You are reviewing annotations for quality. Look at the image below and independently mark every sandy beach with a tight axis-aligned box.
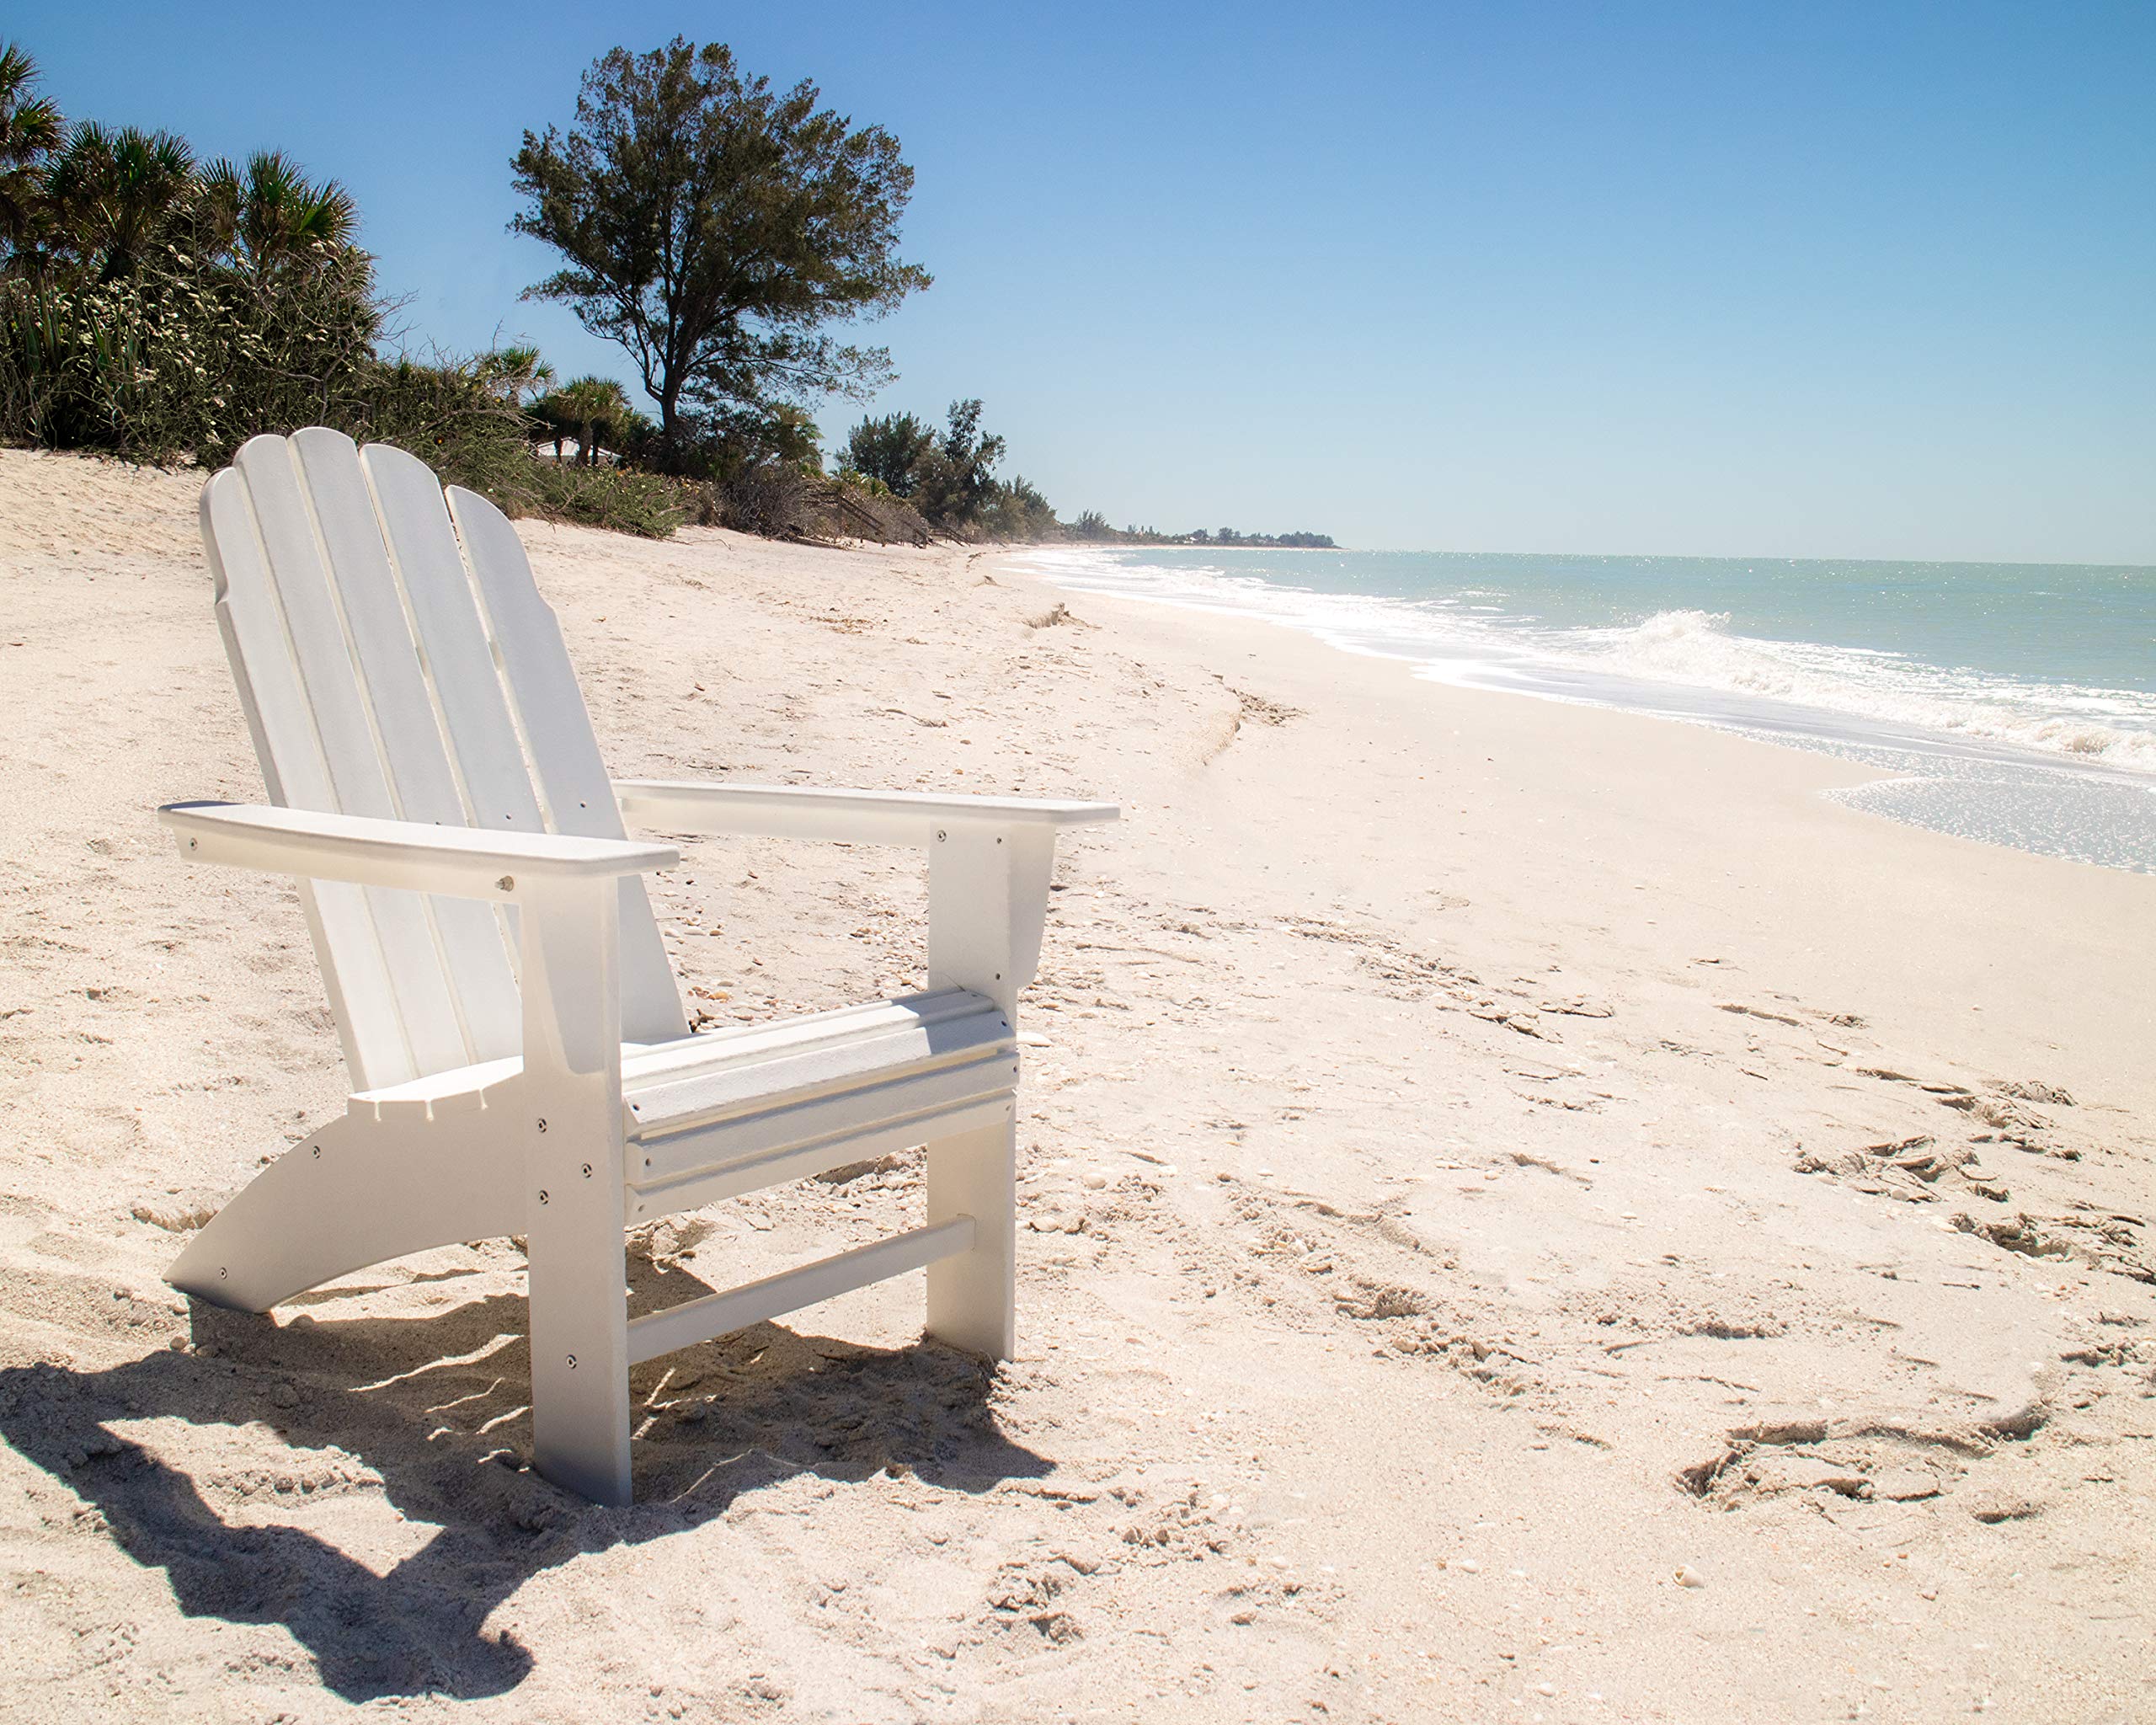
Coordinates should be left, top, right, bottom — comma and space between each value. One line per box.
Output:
2, 445, 2152, 1723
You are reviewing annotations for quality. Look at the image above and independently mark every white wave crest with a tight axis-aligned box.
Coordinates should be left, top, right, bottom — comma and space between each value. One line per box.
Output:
1013, 548, 2156, 779
1575, 609, 2156, 774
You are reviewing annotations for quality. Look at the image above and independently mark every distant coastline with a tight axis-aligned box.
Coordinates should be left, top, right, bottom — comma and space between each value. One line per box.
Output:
1060, 521, 1337, 549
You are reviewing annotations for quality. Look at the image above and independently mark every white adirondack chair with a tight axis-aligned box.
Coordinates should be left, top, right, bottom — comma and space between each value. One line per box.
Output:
158, 428, 1115, 1504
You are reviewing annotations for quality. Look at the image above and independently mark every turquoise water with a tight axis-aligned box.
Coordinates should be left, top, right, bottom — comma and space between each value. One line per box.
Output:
1016, 546, 2156, 873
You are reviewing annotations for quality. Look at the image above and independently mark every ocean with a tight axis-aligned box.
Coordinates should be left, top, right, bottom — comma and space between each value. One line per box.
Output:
1012, 546, 2156, 874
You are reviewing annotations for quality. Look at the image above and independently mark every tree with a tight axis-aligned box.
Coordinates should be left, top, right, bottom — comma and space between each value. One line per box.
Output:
547, 374, 632, 466
510, 39, 931, 468
476, 343, 554, 407
908, 398, 1006, 527
844, 409, 931, 495
938, 398, 1005, 505
759, 401, 823, 470
975, 474, 1059, 541
196, 151, 356, 280
526, 389, 574, 461
0, 42, 61, 256
44, 120, 195, 279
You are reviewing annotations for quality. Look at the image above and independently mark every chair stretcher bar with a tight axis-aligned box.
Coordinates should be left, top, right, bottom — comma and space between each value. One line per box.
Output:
625, 1215, 979, 1367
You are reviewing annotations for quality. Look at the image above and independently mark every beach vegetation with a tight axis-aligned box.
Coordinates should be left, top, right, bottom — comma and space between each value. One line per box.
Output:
542, 374, 633, 467
194, 151, 359, 281
0, 39, 1328, 552
708, 458, 813, 537
724, 399, 824, 474
476, 342, 554, 407
40, 121, 198, 280
0, 236, 382, 459
974, 474, 1060, 541
0, 45, 539, 509
0, 42, 63, 250
844, 409, 933, 496
905, 398, 1006, 528
526, 459, 686, 538
841, 398, 1042, 535
510, 39, 929, 472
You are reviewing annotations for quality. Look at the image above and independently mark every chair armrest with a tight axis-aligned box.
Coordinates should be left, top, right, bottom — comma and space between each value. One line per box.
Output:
611, 780, 1119, 846
157, 801, 678, 901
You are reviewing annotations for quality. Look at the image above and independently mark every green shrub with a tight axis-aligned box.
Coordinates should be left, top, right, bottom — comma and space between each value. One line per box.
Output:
714, 459, 812, 537
526, 460, 686, 538
0, 45, 590, 531
0, 243, 552, 520
0, 240, 382, 461
340, 355, 532, 505
974, 473, 1060, 541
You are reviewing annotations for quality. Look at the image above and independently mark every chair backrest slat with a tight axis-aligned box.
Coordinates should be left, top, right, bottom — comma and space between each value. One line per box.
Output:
200, 430, 686, 1090
447, 483, 686, 1046
204, 467, 414, 1087
230, 435, 473, 1081
362, 446, 547, 830
292, 430, 526, 1068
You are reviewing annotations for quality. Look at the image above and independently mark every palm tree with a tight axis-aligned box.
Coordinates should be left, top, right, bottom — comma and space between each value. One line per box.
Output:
477, 343, 555, 407
195, 150, 355, 278
44, 120, 195, 279
526, 389, 573, 462
0, 41, 60, 259
552, 374, 630, 467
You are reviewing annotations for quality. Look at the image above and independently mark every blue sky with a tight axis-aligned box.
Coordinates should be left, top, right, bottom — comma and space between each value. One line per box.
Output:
23, 3, 2155, 560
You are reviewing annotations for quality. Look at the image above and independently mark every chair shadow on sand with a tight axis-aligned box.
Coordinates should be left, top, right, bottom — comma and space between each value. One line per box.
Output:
0, 1245, 1050, 1702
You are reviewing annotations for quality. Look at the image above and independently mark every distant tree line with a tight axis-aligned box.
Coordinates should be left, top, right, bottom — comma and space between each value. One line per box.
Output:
836, 401, 1333, 545
1190, 526, 1335, 548
1065, 516, 1335, 547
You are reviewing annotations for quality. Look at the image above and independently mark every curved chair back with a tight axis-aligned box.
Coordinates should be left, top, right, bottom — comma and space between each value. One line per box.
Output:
200, 428, 686, 1089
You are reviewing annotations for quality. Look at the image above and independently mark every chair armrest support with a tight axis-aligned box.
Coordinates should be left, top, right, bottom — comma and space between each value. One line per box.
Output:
611, 779, 1118, 847
614, 777, 1117, 1015
157, 801, 678, 901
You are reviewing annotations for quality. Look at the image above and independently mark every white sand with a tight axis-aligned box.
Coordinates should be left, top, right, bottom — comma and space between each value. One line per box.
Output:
1, 446, 2151, 1722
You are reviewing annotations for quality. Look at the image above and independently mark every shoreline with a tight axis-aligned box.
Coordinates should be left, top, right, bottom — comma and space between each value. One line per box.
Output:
979, 545, 2153, 1113
1009, 540, 2156, 875
2, 448, 2152, 1721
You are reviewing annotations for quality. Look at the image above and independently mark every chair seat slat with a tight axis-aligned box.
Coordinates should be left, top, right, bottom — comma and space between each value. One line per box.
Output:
627, 1006, 1013, 1138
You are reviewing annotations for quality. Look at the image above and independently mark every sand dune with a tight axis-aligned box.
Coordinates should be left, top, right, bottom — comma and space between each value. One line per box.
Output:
0, 446, 2151, 1722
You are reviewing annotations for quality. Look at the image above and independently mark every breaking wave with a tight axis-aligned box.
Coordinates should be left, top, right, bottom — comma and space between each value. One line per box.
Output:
1572, 608, 2156, 775
1017, 547, 2156, 781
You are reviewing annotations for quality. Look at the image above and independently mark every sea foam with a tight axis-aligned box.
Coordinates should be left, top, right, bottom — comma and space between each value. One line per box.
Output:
1575, 607, 2156, 776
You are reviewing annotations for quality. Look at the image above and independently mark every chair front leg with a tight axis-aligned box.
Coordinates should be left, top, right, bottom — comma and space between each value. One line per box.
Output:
925, 825, 1051, 1361
519, 876, 633, 1505
926, 1112, 1017, 1359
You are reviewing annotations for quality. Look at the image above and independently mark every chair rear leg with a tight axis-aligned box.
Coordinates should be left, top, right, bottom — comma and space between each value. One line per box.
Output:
167, 1114, 521, 1311
925, 1110, 1017, 1359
